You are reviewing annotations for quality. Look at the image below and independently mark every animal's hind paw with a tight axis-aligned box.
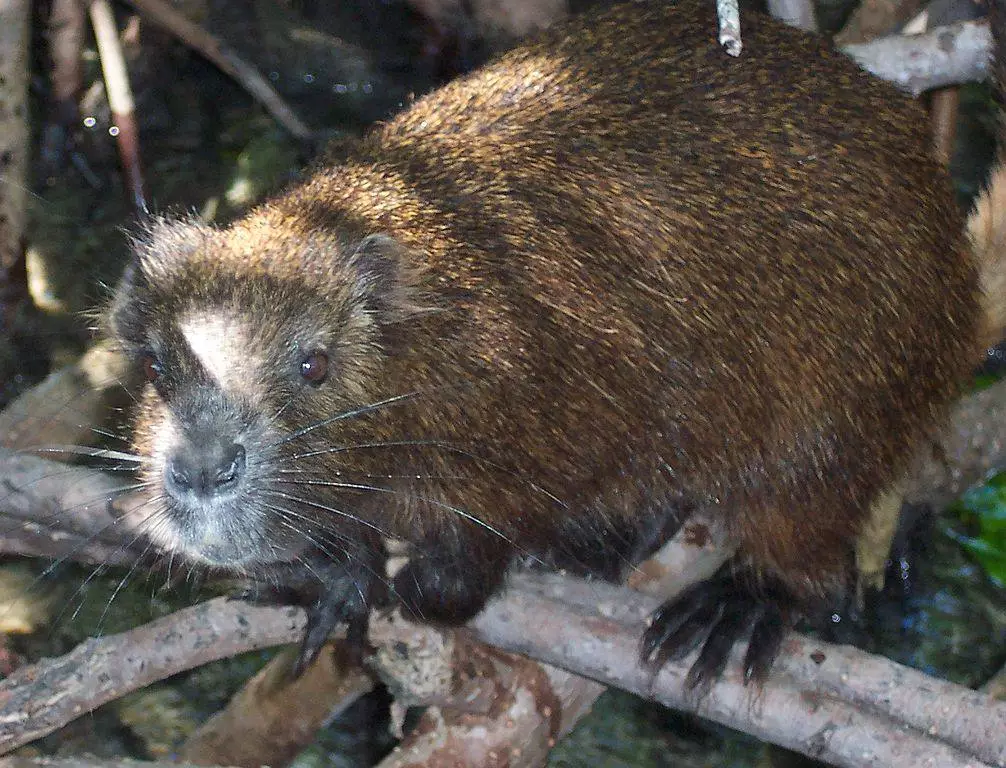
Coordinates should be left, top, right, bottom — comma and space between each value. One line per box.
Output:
640, 569, 791, 689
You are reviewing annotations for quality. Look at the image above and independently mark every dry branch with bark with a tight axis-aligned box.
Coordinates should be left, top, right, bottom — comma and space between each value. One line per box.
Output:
0, 0, 30, 272
0, 578, 1002, 767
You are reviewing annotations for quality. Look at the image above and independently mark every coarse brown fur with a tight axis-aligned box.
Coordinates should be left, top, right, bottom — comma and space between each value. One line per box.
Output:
110, 0, 985, 679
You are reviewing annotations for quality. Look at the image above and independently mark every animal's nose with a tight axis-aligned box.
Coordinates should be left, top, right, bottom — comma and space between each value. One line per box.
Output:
165, 441, 246, 499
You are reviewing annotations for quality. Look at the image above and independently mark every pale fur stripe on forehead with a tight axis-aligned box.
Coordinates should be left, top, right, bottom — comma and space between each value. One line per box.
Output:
178, 307, 254, 392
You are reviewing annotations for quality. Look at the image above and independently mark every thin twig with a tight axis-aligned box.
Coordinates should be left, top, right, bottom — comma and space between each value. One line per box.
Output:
88, 0, 146, 213
118, 0, 312, 140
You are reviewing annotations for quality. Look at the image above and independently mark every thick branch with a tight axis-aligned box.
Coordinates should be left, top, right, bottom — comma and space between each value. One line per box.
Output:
1, 581, 1003, 767
471, 573, 1006, 768
0, 599, 306, 754
0, 448, 141, 566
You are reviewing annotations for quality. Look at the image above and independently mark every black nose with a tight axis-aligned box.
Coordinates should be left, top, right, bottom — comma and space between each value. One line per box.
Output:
165, 441, 246, 499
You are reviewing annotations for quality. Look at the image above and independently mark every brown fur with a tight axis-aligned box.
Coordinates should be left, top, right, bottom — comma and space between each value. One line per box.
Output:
112, 0, 982, 663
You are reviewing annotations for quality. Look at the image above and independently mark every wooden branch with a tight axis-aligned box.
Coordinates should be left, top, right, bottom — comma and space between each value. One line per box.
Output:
716, 0, 742, 56
180, 643, 375, 768
931, 85, 961, 165
841, 20, 992, 96
368, 607, 604, 768
88, 0, 146, 213
0, 341, 139, 452
0, 598, 306, 754
0, 448, 141, 566
1, 580, 1003, 767
374, 615, 604, 767
473, 574, 1006, 768
904, 379, 1006, 508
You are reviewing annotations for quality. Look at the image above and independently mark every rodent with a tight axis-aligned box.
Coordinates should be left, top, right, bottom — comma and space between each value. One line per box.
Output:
108, 0, 999, 684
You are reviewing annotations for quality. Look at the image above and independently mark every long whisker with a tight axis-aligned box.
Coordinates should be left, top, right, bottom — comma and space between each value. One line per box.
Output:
257, 488, 392, 538
270, 392, 299, 424
23, 445, 147, 464
276, 468, 470, 481
266, 391, 424, 449
283, 438, 463, 462
275, 439, 567, 509
60, 503, 165, 625
93, 537, 159, 635
89, 426, 134, 445
263, 504, 396, 598
0, 483, 157, 588
268, 476, 515, 543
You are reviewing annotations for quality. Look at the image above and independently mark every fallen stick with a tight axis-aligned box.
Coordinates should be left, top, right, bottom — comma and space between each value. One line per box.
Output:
0, 577, 1003, 767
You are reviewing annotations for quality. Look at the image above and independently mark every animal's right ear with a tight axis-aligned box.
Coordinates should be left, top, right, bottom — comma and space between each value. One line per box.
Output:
128, 215, 213, 281
108, 216, 212, 345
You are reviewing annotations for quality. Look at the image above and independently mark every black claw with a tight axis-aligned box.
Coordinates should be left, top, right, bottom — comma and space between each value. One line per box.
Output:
642, 582, 724, 663
642, 566, 799, 686
742, 604, 787, 685
686, 601, 757, 690
228, 544, 383, 679
294, 618, 330, 676
292, 572, 372, 677
650, 598, 724, 668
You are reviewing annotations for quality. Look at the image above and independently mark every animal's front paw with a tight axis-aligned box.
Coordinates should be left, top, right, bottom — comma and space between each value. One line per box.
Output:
640, 568, 793, 689
233, 552, 384, 677
296, 568, 374, 676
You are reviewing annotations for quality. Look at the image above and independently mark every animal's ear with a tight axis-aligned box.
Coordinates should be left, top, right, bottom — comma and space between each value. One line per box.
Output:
107, 257, 151, 348
348, 233, 429, 324
129, 216, 213, 279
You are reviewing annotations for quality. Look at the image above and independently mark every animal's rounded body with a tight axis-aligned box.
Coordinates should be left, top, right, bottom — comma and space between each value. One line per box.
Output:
111, 0, 981, 678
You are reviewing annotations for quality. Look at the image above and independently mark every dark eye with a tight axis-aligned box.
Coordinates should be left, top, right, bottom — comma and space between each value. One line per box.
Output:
299, 350, 329, 387
141, 352, 163, 384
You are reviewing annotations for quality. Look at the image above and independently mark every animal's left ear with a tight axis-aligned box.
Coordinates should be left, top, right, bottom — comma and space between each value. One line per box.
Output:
107, 257, 150, 348
349, 233, 429, 324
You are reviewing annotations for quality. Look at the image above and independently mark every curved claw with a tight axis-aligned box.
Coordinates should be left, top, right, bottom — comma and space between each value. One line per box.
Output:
742, 603, 787, 684
686, 599, 758, 690
642, 583, 727, 668
641, 568, 796, 688
294, 570, 375, 677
